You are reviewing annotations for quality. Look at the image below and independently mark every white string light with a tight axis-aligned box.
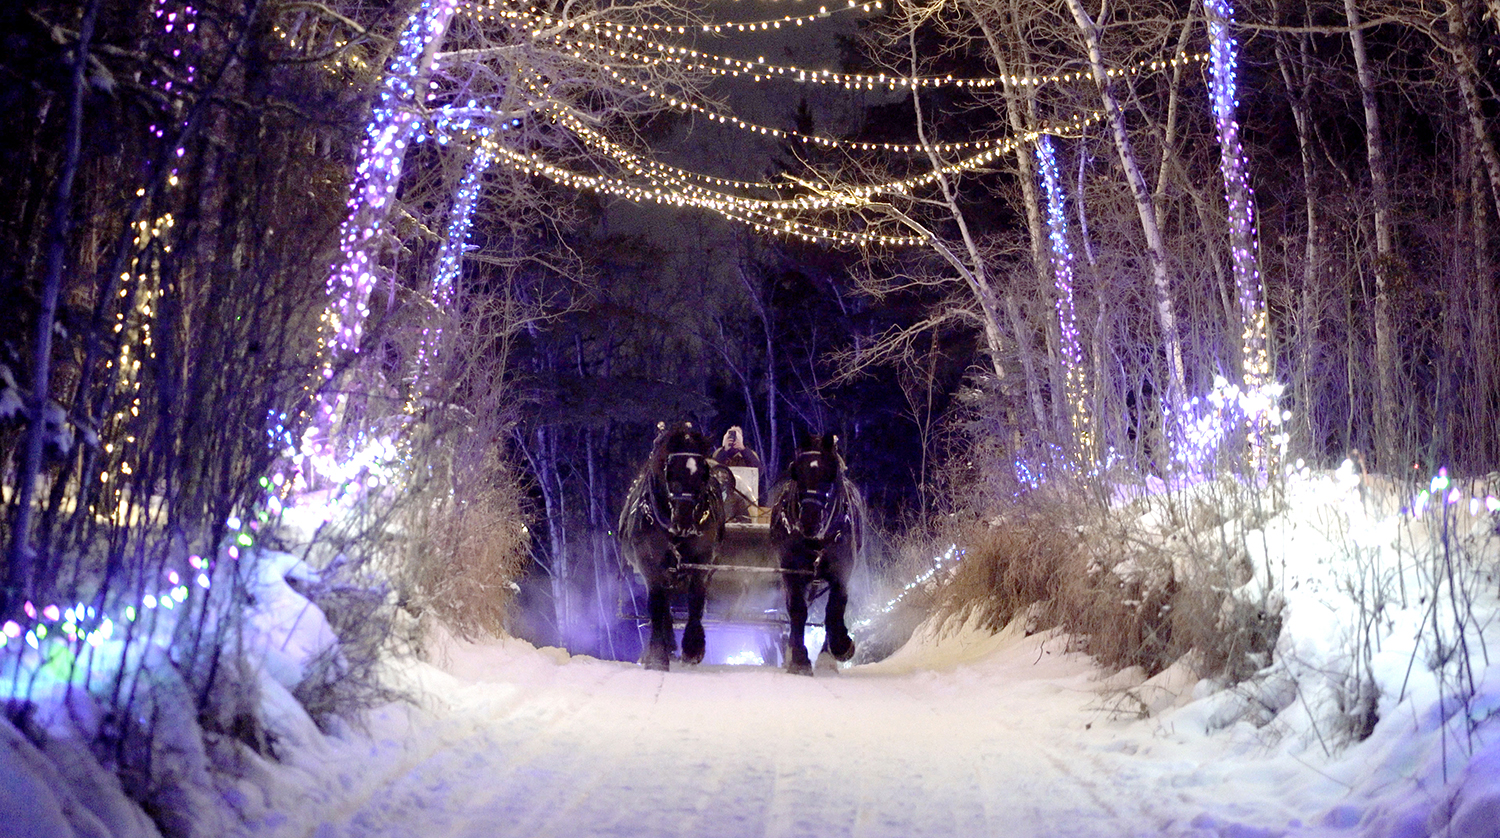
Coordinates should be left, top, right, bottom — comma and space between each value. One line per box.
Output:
701, 2, 875, 34
501, 8, 1206, 92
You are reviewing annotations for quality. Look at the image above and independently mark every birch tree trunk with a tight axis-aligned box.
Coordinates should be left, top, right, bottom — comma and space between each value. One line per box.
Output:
901, 28, 1013, 395
1443, 0, 1500, 215
1064, 0, 1186, 406
1273, 6, 1322, 452
1342, 0, 1401, 464
976, 16, 1069, 440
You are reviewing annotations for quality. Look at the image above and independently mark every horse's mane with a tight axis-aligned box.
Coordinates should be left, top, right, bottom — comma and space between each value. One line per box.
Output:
648, 422, 711, 472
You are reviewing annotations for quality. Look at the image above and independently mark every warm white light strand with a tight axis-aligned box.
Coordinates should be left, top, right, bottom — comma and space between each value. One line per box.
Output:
498, 7, 1207, 93
700, 2, 875, 34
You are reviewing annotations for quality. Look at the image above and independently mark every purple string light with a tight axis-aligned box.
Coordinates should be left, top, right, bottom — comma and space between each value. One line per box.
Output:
1203, 0, 1269, 385
414, 142, 493, 381
326, 0, 459, 373
1035, 135, 1091, 447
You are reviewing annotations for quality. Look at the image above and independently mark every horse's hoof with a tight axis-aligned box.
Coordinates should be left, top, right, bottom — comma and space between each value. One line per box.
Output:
786, 643, 813, 676
682, 623, 706, 665
641, 646, 671, 672
827, 633, 856, 663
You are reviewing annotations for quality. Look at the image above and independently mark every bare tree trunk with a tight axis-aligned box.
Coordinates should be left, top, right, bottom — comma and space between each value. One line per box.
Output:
976, 20, 1057, 438
1003, 293, 1050, 437
1471, 164, 1500, 465
735, 260, 778, 475
1343, 0, 1401, 464
584, 427, 617, 660
903, 32, 1010, 390
532, 425, 570, 647
6, 0, 99, 612
1065, 0, 1186, 406
1444, 0, 1500, 215
1274, 3, 1322, 452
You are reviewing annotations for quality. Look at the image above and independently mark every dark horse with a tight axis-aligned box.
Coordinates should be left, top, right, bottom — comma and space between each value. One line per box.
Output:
770, 433, 863, 675
618, 423, 728, 671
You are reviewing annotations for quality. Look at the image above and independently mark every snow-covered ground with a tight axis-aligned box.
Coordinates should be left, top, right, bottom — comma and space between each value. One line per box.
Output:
227, 607, 1498, 838
5, 466, 1499, 838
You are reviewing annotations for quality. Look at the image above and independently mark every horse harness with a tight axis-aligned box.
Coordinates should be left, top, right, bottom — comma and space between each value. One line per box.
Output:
635, 451, 718, 572
779, 450, 852, 578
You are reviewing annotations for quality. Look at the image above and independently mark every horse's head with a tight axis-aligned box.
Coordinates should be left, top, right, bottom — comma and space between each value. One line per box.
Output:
651, 423, 718, 538
782, 433, 845, 541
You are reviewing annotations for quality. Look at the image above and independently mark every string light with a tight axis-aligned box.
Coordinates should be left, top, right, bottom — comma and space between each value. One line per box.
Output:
497, 7, 1206, 92
1203, 0, 1268, 387
563, 59, 1020, 154
450, 90, 1109, 247
481, 138, 925, 246
1035, 136, 1091, 450
326, 0, 459, 371
701, 2, 875, 34
457, 0, 877, 35
414, 138, 493, 385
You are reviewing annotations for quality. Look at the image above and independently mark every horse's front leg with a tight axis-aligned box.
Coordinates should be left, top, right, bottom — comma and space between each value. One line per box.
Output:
681, 571, 708, 665
823, 574, 855, 662
642, 580, 675, 672
784, 574, 812, 675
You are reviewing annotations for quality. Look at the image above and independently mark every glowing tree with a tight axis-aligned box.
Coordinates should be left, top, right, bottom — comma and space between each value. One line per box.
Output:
1203, 0, 1268, 385
413, 140, 493, 392
325, 0, 460, 373
1035, 135, 1091, 454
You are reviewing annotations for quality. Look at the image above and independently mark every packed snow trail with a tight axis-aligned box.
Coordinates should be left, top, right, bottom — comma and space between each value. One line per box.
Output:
233, 619, 1477, 838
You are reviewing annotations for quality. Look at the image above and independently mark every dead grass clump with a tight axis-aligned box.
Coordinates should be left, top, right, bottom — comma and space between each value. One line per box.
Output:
1054, 534, 1177, 674
928, 489, 1284, 685
400, 451, 529, 641
935, 501, 1086, 635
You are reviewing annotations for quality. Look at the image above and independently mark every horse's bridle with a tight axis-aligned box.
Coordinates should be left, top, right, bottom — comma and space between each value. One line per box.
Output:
785, 450, 847, 544
648, 452, 715, 537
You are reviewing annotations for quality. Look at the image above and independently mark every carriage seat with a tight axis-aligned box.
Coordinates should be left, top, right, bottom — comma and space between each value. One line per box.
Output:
726, 466, 761, 523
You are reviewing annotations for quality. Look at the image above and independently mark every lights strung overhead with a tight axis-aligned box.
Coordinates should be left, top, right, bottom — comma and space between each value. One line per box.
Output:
437, 94, 1110, 248
701, 2, 876, 34
478, 135, 926, 246
515, 75, 1109, 206
305, 1, 1211, 253
504, 7, 1206, 92
574, 59, 1019, 154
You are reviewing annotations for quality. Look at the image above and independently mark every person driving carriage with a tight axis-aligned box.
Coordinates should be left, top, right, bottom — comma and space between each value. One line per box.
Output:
713, 426, 761, 522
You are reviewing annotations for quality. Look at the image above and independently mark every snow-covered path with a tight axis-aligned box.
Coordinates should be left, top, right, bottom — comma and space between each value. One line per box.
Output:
242, 621, 1411, 838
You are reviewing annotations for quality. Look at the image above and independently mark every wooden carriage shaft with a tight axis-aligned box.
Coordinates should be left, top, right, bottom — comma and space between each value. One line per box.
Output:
676, 562, 814, 576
